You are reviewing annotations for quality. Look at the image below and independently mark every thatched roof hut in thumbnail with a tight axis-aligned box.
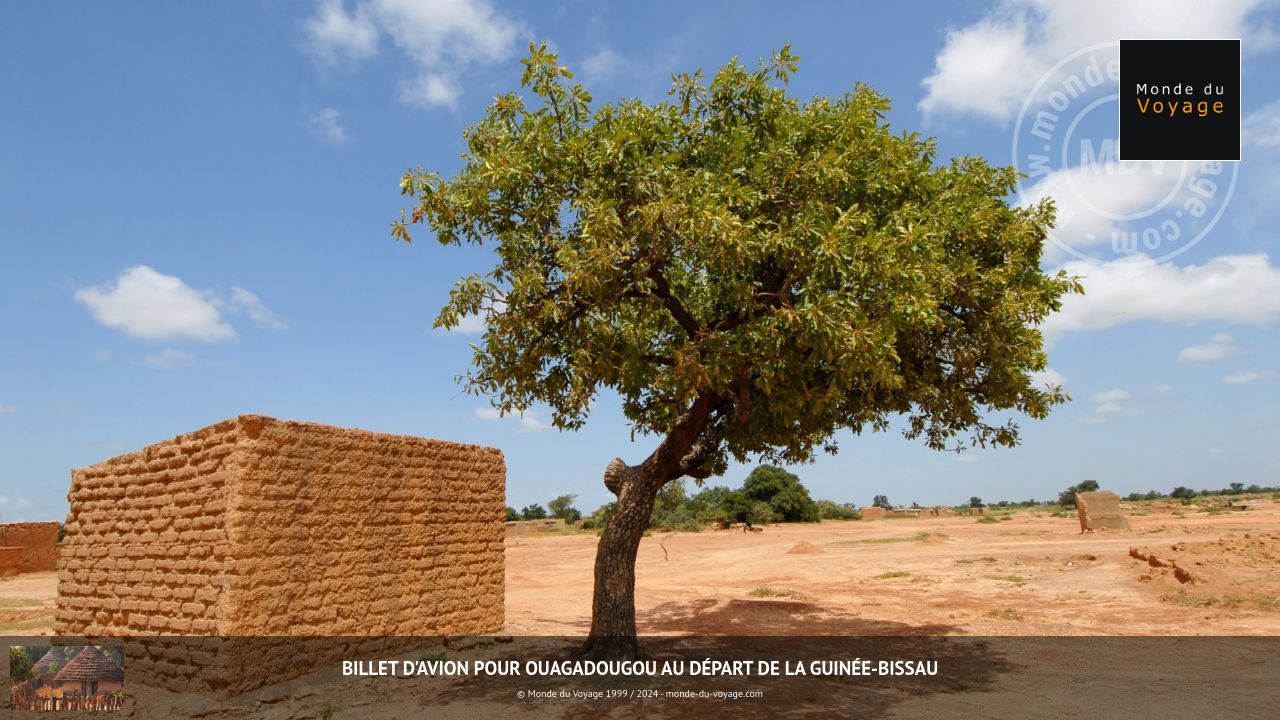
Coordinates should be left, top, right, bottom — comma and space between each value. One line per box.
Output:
51, 646, 123, 697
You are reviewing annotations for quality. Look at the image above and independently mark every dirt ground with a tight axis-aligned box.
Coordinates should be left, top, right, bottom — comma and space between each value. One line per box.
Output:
504, 499, 1280, 637
4, 500, 1279, 718
4, 499, 1278, 637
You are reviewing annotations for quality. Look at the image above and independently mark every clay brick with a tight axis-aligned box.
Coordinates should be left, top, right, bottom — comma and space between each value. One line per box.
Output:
57, 414, 505, 697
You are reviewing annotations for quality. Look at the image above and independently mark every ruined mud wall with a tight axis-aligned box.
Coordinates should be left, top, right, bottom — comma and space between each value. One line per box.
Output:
57, 415, 505, 696
0, 547, 23, 575
0, 522, 60, 572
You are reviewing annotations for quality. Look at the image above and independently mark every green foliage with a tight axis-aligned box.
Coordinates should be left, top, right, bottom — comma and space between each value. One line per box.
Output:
504, 506, 519, 521
746, 500, 776, 525
581, 503, 615, 530
742, 465, 820, 522
651, 480, 703, 531
547, 494, 580, 522
816, 499, 861, 520
1058, 479, 1100, 506
396, 42, 1076, 478
9, 646, 32, 682
1170, 486, 1197, 500
520, 503, 548, 520
872, 495, 892, 509
969, 496, 983, 508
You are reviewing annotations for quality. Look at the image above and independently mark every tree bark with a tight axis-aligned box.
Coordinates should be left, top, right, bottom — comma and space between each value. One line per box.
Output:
577, 460, 661, 660
578, 397, 718, 660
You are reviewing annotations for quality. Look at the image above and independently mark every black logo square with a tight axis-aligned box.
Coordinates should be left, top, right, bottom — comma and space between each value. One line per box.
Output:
1120, 39, 1240, 161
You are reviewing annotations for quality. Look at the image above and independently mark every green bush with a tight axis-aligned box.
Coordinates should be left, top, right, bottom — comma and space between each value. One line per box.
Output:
816, 500, 861, 520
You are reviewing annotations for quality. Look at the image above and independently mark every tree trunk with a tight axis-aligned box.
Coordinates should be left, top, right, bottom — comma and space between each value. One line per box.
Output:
577, 397, 717, 660
578, 461, 661, 660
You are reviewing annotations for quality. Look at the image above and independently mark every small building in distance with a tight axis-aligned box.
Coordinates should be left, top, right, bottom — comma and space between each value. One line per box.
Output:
51, 647, 123, 699
859, 507, 886, 520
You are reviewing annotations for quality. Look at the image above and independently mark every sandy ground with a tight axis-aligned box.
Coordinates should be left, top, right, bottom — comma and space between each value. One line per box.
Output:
4, 499, 1278, 637
506, 500, 1280, 637
4, 501, 1278, 718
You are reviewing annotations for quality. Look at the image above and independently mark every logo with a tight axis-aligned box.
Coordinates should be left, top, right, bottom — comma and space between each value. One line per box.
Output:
1012, 42, 1238, 263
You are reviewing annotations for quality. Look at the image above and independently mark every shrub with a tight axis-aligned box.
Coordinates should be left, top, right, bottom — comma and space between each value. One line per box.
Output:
816, 500, 861, 520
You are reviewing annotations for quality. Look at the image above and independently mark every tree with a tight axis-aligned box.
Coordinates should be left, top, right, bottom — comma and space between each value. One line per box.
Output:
1170, 486, 1197, 500
548, 494, 579, 520
395, 44, 1075, 659
1058, 479, 1100, 506
872, 495, 892, 510
505, 506, 520, 521
969, 496, 984, 508
741, 465, 819, 522
520, 503, 548, 520
9, 646, 33, 682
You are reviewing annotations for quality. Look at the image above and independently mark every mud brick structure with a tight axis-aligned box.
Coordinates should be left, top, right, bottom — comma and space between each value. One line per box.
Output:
859, 507, 886, 520
1076, 490, 1130, 532
0, 546, 23, 575
55, 415, 505, 695
0, 521, 60, 573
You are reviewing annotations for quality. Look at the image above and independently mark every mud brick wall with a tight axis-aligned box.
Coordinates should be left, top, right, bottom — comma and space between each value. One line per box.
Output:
0, 547, 22, 575
57, 415, 505, 695
0, 521, 60, 572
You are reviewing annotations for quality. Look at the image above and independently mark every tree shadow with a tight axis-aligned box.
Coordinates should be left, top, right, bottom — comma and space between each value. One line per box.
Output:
426, 600, 1008, 719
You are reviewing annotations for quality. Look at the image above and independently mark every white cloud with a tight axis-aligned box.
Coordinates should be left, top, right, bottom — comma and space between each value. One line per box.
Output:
0, 403, 15, 415
1017, 162, 1188, 261
75, 266, 235, 342
306, 107, 348, 147
1244, 99, 1280, 149
920, 0, 1274, 121
400, 73, 462, 110
75, 266, 284, 342
580, 47, 629, 83
1041, 254, 1280, 342
474, 405, 551, 433
302, 0, 524, 110
1222, 370, 1276, 384
143, 348, 195, 369
1092, 388, 1131, 415
303, 0, 379, 66
1030, 367, 1067, 390
1178, 332, 1241, 363
229, 287, 287, 330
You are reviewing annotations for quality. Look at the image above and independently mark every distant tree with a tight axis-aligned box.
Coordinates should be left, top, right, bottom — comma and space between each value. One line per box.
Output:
396, 43, 1076, 659
651, 480, 701, 531
872, 495, 892, 510
969, 496, 983, 508
1144, 490, 1162, 500
581, 503, 616, 530
1058, 480, 1100, 506
505, 506, 520, 521
521, 503, 548, 520
816, 500, 861, 520
911, 501, 922, 509
9, 646, 33, 682
548, 494, 580, 520
1170, 486, 1197, 500
742, 466, 820, 522
746, 501, 776, 526
1228, 482, 1244, 495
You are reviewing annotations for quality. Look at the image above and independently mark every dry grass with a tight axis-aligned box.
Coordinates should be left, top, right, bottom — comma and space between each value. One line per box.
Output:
747, 587, 814, 600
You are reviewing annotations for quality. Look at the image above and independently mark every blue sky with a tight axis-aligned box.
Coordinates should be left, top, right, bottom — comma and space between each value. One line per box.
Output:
2, 0, 1278, 522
